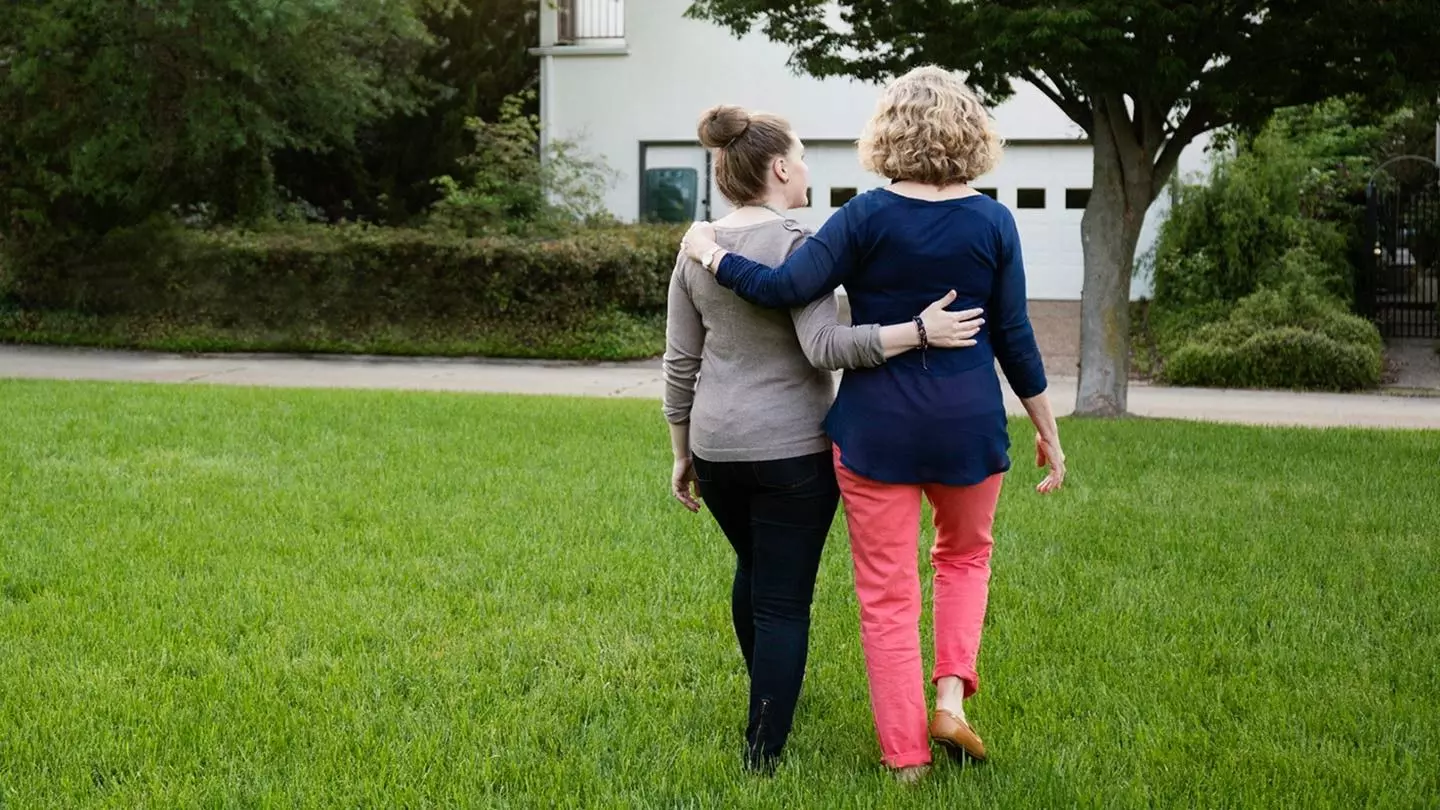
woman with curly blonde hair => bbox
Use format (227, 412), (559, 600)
(681, 66), (1067, 783)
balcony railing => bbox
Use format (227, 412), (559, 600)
(556, 0), (625, 44)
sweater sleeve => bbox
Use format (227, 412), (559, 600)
(990, 211), (1048, 399)
(714, 201), (861, 307)
(661, 254), (704, 424)
(789, 294), (885, 371)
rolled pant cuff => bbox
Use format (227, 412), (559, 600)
(932, 668), (979, 698)
(883, 748), (933, 769)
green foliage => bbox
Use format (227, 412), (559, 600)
(686, 0), (1440, 410)
(1165, 328), (1381, 392)
(1141, 96), (1431, 391)
(1162, 285), (1383, 391)
(0, 0), (438, 240)
(686, 1), (1440, 137)
(1147, 99), (1396, 314)
(272, 0), (542, 223)
(427, 92), (618, 237)
(0, 305), (666, 362)
(3, 221), (682, 357)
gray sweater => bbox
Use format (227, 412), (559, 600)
(662, 218), (886, 462)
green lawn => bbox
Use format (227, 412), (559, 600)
(1, 380), (1437, 808)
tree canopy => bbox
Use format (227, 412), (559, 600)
(0, 0), (439, 236)
(686, 0), (1440, 414)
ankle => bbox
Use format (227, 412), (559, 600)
(934, 676), (966, 715)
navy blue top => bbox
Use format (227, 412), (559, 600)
(714, 188), (1048, 486)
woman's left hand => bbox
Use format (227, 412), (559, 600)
(1035, 433), (1066, 493)
(681, 222), (719, 267)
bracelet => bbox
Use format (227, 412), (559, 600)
(912, 315), (929, 370)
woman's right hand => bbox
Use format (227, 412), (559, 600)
(920, 290), (985, 349)
(681, 222), (720, 268)
(672, 456), (702, 512)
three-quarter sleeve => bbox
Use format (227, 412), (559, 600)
(662, 256), (704, 424)
(990, 213), (1048, 399)
(714, 203), (861, 307)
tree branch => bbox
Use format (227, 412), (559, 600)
(1020, 68), (1092, 133)
(1100, 92), (1143, 192)
(1138, 97), (1166, 158)
(1150, 103), (1214, 199)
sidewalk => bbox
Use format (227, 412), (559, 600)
(2, 345), (1437, 429)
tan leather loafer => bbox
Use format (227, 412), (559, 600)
(928, 710), (987, 762)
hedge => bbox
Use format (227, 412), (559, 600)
(1, 222), (684, 359)
(1161, 286), (1384, 391)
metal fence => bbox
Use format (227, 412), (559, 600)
(1359, 158), (1440, 339)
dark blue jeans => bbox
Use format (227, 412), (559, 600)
(692, 450), (840, 772)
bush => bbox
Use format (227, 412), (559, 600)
(3, 220), (684, 358)
(1144, 97), (1419, 325)
(1149, 156), (1354, 314)
(1165, 328), (1381, 391)
(426, 91), (618, 238)
(1161, 285), (1383, 391)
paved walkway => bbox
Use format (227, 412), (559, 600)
(1386, 338), (1440, 391)
(2, 345), (1437, 429)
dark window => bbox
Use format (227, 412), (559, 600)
(976, 187), (998, 200)
(1065, 188), (1091, 209)
(829, 187), (858, 207)
(1017, 188), (1047, 209)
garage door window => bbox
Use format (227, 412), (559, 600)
(976, 187), (998, 200)
(1065, 188), (1091, 209)
(830, 187), (858, 207)
(1017, 189), (1047, 209)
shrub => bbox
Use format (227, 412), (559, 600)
(426, 91), (618, 238)
(1161, 285), (1383, 391)
(1144, 97), (1413, 324)
(1149, 157), (1353, 314)
(1225, 285), (1384, 354)
(5, 220), (684, 338)
(1165, 328), (1381, 391)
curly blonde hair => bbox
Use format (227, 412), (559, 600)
(858, 66), (1001, 186)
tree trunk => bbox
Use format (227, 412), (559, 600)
(1075, 114), (1152, 416)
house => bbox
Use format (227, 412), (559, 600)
(532, 0), (1213, 311)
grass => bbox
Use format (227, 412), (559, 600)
(1, 380), (1437, 808)
(0, 306), (666, 362)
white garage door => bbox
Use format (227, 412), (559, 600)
(797, 142), (1092, 301)
(785, 143), (886, 231)
(641, 141), (1092, 301)
(973, 144), (1090, 300)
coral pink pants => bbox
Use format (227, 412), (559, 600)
(833, 445), (1004, 769)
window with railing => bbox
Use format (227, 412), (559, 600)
(557, 0), (625, 44)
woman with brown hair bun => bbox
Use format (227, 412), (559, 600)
(663, 103), (985, 775)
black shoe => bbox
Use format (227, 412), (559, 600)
(743, 748), (779, 776)
(743, 698), (782, 776)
